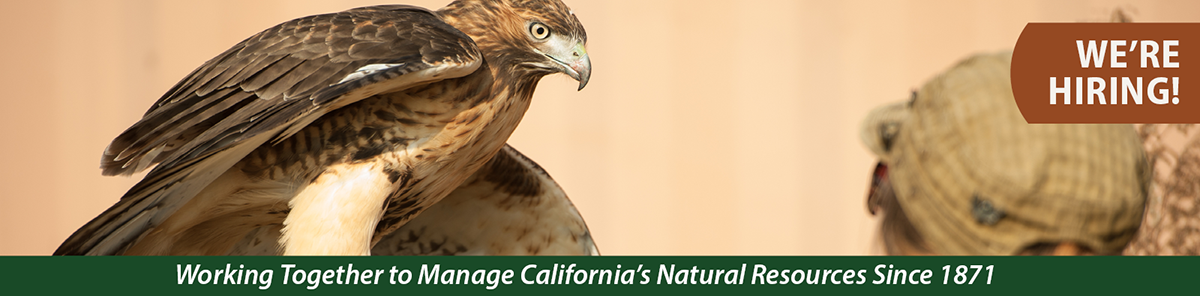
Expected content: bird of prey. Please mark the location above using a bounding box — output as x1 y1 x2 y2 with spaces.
55 0 594 256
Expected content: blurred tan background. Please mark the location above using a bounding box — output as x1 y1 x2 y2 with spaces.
1 0 1197 255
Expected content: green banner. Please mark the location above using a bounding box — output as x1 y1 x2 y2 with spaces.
0 256 1189 295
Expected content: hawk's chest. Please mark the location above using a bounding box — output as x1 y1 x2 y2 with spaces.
235 75 497 182
367 80 538 239
232 72 537 242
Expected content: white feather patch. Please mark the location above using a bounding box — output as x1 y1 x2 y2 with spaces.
336 63 405 85
281 162 392 255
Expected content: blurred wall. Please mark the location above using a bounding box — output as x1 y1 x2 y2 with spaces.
2 0 1197 255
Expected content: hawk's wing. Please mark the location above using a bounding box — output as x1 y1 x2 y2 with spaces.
372 145 599 255
56 5 482 255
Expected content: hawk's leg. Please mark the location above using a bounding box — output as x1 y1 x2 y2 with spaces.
281 162 394 255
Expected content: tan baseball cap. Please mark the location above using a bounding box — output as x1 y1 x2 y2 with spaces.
861 51 1149 255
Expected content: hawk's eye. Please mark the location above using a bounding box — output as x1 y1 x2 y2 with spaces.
529 22 550 40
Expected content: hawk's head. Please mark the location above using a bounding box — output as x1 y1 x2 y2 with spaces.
440 0 591 90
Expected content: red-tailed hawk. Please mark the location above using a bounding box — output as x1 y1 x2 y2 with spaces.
55 0 595 256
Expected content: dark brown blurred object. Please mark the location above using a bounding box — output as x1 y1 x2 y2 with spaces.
1125 124 1200 255
1111 8 1133 23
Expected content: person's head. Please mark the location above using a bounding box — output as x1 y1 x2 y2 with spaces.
861 52 1150 255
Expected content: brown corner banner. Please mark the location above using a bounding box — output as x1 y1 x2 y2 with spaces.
1012 23 1197 123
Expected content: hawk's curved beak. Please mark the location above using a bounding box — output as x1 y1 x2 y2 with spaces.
548 41 591 91
570 46 591 91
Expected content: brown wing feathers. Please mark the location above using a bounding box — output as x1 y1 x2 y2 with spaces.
99 6 475 177
58 5 481 255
